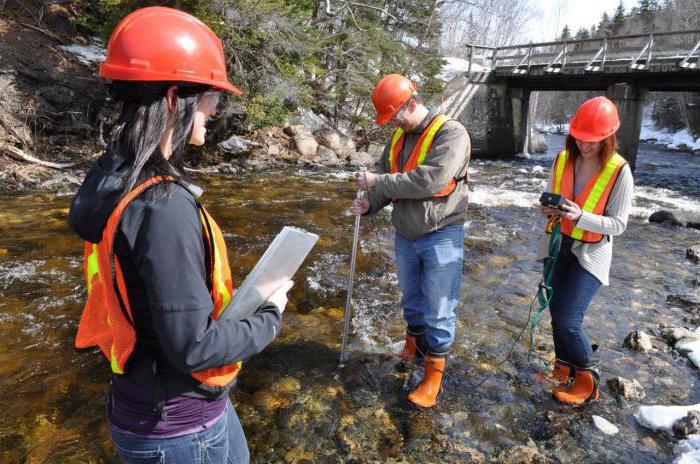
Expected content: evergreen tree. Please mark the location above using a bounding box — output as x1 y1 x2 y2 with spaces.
612 1 626 34
559 24 571 41
597 12 612 37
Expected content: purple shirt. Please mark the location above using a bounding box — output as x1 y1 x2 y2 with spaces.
109 376 227 437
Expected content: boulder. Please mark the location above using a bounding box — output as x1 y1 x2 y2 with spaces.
218 135 261 155
606 377 646 401
624 331 654 353
347 151 379 168
530 131 547 154
284 125 318 157
673 411 700 439
687 245 700 264
367 143 385 160
315 128 356 157
649 210 700 229
659 327 697 345
316 145 341 166
289 108 330 133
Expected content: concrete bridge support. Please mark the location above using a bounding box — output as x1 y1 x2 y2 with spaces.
482 84 530 157
607 83 647 172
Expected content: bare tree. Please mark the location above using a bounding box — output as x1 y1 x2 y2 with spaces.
439 0 536 54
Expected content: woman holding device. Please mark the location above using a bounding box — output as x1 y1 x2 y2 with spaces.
539 96 634 405
68 7 292 463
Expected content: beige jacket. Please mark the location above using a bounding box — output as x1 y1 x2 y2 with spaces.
366 110 471 240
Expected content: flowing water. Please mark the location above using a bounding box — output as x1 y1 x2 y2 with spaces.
1 136 700 463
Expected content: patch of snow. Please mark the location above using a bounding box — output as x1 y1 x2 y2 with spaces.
635 404 700 432
59 42 106 65
640 117 700 151
675 435 700 464
676 338 700 368
440 57 486 81
535 123 569 135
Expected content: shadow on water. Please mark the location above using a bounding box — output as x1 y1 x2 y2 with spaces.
1 139 700 462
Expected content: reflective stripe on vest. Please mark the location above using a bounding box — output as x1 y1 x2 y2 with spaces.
75 177 241 390
545 150 627 243
388 114 458 198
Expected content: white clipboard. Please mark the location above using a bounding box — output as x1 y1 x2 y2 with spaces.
221 226 319 321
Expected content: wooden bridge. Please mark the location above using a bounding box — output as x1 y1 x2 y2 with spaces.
438 29 700 169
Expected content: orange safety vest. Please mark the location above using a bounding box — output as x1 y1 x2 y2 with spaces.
75 176 241 391
545 150 627 243
388 114 465 198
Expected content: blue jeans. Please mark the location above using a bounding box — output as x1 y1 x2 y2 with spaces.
547 241 602 368
110 399 249 464
395 224 465 356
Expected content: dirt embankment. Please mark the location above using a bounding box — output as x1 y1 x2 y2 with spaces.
0 2 110 192
0 3 380 193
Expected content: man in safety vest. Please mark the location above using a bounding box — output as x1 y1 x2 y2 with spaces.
353 74 470 408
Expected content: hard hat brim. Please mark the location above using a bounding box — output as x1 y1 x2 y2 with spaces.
100 63 242 95
375 112 393 125
569 124 619 143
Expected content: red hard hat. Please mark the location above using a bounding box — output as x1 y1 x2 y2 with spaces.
372 74 416 125
99 7 241 94
569 96 620 142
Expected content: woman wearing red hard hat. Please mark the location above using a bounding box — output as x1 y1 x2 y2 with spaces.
538 96 634 405
68 7 292 463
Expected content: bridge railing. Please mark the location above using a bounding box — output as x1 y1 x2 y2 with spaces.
464 30 700 76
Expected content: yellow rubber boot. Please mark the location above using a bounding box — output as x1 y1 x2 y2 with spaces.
552 359 574 386
553 368 599 405
400 335 418 362
407 356 445 408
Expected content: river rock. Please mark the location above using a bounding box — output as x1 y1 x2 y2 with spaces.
530 131 547 153
687 245 700 264
218 135 261 154
606 377 646 401
490 445 550 464
315 128 356 157
673 411 700 439
624 330 654 353
649 210 700 229
289 108 330 133
285 125 318 157
316 145 341 166
659 327 697 345
592 415 620 435
668 290 700 313
267 144 280 156
347 151 378 168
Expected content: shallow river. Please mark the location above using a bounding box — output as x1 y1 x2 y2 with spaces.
1 135 699 463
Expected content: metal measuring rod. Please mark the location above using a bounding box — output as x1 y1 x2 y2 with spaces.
339 170 366 366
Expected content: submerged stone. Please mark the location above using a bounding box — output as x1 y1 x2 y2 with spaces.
592 415 620 435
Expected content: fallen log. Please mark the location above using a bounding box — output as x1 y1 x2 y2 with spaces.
1 144 83 169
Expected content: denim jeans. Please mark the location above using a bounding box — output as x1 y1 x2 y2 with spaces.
394 223 465 356
547 240 602 368
110 399 249 464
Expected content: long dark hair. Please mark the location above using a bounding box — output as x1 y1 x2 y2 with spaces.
108 82 208 198
565 133 617 166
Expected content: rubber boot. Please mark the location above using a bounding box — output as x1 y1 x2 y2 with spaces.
552 359 575 386
553 364 600 405
400 335 418 362
407 355 445 408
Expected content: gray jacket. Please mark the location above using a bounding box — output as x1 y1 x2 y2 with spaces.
366 109 471 240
